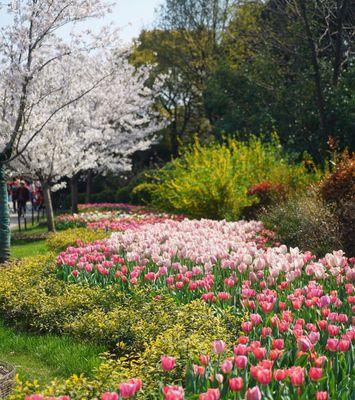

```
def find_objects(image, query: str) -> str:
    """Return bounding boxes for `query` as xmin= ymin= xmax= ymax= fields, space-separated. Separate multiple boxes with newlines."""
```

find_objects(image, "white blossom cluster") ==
xmin=0 ymin=0 xmax=165 ymax=188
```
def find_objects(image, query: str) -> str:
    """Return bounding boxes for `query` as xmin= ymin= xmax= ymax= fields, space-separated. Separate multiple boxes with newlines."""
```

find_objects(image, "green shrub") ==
xmin=46 ymin=228 xmax=109 ymax=253
xmin=260 ymin=190 xmax=343 ymax=256
xmin=134 ymin=135 xmax=318 ymax=219
xmin=3 ymin=257 xmax=235 ymax=399
xmin=10 ymin=301 xmax=231 ymax=400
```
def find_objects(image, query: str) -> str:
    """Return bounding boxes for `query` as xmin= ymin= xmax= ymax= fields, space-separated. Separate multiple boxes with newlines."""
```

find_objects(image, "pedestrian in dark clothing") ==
xmin=17 ymin=181 xmax=30 ymax=216
xmin=10 ymin=182 xmax=18 ymax=213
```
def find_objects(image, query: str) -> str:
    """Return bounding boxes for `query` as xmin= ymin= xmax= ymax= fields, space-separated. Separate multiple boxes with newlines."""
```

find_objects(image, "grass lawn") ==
xmin=11 ymin=221 xmax=49 ymax=259
xmin=0 ymin=320 xmax=105 ymax=384
xmin=11 ymin=220 xmax=48 ymax=236
xmin=10 ymin=239 xmax=48 ymax=259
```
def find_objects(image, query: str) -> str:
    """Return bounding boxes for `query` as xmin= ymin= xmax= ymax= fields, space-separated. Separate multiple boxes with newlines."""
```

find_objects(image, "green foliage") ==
xmin=134 ymin=136 xmax=318 ymax=219
xmin=46 ymin=228 xmax=109 ymax=253
xmin=11 ymin=240 xmax=48 ymax=259
xmin=260 ymin=190 xmax=343 ymax=257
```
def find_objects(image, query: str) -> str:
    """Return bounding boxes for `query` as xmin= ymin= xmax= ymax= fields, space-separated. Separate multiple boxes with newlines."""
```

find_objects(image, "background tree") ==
xmin=131 ymin=0 xmax=236 ymax=155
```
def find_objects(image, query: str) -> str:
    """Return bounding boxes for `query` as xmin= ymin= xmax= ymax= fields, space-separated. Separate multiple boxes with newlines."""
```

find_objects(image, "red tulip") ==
xmin=234 ymin=344 xmax=248 ymax=355
xmin=338 ymin=339 xmax=350 ymax=352
xmin=119 ymin=383 xmax=137 ymax=398
xmin=261 ymin=327 xmax=272 ymax=337
xmin=326 ymin=338 xmax=339 ymax=351
xmin=297 ymin=336 xmax=312 ymax=352
xmin=199 ymin=388 xmax=220 ymax=400
xmin=252 ymin=347 xmax=266 ymax=360
xmin=309 ymin=367 xmax=323 ymax=381
xmin=272 ymin=338 xmax=284 ymax=350
xmin=289 ymin=366 xmax=305 ymax=387
xmin=256 ymin=368 xmax=272 ymax=385
xmin=199 ymin=355 xmax=210 ymax=365
xmin=316 ymin=391 xmax=328 ymax=400
xmin=229 ymin=377 xmax=243 ymax=392
xmin=241 ymin=321 xmax=253 ymax=333
xmin=328 ymin=324 xmax=340 ymax=337
xmin=274 ymin=369 xmax=287 ymax=381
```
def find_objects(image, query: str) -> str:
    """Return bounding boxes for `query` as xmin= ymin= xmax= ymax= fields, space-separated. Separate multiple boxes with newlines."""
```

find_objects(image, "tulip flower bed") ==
xmin=56 ymin=209 xmax=183 ymax=231
xmin=51 ymin=218 xmax=355 ymax=399
xmin=78 ymin=203 xmax=144 ymax=212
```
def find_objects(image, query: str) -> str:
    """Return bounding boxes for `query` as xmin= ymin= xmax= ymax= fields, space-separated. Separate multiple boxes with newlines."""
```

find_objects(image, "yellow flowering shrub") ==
xmin=46 ymin=228 xmax=109 ymax=253
xmin=134 ymin=135 xmax=319 ymax=219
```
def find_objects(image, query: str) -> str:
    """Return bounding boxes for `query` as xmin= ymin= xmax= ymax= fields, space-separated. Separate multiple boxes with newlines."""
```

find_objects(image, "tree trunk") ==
xmin=298 ymin=0 xmax=328 ymax=144
xmin=71 ymin=174 xmax=79 ymax=214
xmin=41 ymin=180 xmax=56 ymax=232
xmin=85 ymin=170 xmax=93 ymax=204
xmin=0 ymin=163 xmax=10 ymax=263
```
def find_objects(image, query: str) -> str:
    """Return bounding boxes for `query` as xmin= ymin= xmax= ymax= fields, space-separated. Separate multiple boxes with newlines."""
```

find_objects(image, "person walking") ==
xmin=10 ymin=181 xmax=18 ymax=213
xmin=17 ymin=181 xmax=30 ymax=217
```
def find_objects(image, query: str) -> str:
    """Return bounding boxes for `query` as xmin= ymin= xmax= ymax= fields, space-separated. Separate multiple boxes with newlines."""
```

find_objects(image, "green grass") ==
xmin=11 ymin=220 xmax=48 ymax=235
xmin=11 ymin=240 xmax=49 ymax=259
xmin=0 ymin=320 xmax=105 ymax=384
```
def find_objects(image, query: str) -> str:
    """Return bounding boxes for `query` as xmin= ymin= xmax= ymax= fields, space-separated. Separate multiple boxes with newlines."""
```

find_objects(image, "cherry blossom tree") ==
xmin=0 ymin=0 xmax=116 ymax=263
xmin=11 ymin=49 xmax=165 ymax=229
xmin=74 ymin=55 xmax=166 ymax=209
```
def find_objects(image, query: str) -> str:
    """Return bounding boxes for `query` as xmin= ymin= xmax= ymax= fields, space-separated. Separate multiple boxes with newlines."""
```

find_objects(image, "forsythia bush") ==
xmin=46 ymin=228 xmax=109 ymax=253
xmin=134 ymin=136 xmax=317 ymax=219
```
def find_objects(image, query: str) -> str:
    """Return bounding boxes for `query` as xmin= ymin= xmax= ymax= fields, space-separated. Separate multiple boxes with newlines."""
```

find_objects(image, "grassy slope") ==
xmin=4 ymin=223 xmax=105 ymax=385
xmin=0 ymin=321 xmax=105 ymax=384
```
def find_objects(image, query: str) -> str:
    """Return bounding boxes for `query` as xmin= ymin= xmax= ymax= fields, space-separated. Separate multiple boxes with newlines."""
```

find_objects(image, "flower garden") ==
xmin=1 ymin=203 xmax=353 ymax=400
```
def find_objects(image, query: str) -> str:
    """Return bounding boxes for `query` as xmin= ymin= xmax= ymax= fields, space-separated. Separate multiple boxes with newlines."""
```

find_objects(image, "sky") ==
xmin=0 ymin=0 xmax=163 ymax=43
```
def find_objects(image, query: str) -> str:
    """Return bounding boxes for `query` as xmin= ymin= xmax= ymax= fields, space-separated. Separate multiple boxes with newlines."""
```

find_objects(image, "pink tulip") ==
xmin=289 ymin=367 xmax=305 ymax=387
xmin=161 ymin=356 xmax=176 ymax=371
xmin=101 ymin=393 xmax=118 ymax=400
xmin=221 ymin=359 xmax=233 ymax=373
xmin=235 ymin=355 xmax=248 ymax=369
xmin=213 ymin=340 xmax=226 ymax=354
xmin=245 ymin=386 xmax=262 ymax=400
xmin=297 ymin=336 xmax=312 ymax=352
xmin=119 ymin=383 xmax=137 ymax=398
xmin=163 ymin=385 xmax=184 ymax=400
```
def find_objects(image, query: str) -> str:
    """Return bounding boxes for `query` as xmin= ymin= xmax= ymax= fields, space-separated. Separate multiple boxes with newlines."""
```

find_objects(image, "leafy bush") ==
xmin=10 ymin=301 xmax=231 ymax=400
xmin=260 ymin=190 xmax=343 ymax=256
xmin=319 ymin=151 xmax=354 ymax=255
xmin=46 ymin=228 xmax=109 ymax=253
xmin=320 ymin=151 xmax=354 ymax=203
xmin=0 ymin=257 xmax=233 ymax=351
xmin=134 ymin=135 xmax=318 ymax=219
xmin=243 ymin=180 xmax=287 ymax=219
